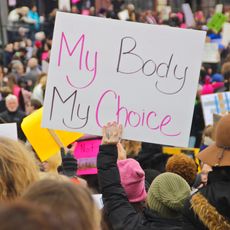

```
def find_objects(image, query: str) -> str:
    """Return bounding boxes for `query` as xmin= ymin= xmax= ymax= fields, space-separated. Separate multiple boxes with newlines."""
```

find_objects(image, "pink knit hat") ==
xmin=117 ymin=159 xmax=147 ymax=203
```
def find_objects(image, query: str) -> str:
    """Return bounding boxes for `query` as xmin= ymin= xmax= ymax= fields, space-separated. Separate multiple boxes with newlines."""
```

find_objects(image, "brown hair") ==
xmin=0 ymin=137 xmax=39 ymax=201
xmin=0 ymin=201 xmax=63 ymax=230
xmin=165 ymin=153 xmax=197 ymax=186
xmin=22 ymin=179 xmax=101 ymax=230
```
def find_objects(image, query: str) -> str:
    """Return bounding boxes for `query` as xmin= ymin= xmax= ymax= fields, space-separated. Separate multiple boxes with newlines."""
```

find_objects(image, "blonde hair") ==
xmin=0 ymin=137 xmax=39 ymax=201
xmin=122 ymin=140 xmax=141 ymax=157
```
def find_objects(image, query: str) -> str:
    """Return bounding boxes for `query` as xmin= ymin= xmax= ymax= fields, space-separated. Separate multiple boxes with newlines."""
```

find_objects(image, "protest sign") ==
xmin=74 ymin=138 xmax=101 ymax=175
xmin=22 ymin=108 xmax=83 ymax=161
xmin=222 ymin=23 xmax=230 ymax=47
xmin=42 ymin=12 xmax=206 ymax=147
xmin=215 ymin=4 xmax=223 ymax=13
xmin=58 ymin=0 xmax=71 ymax=11
xmin=202 ymin=43 xmax=220 ymax=63
xmin=0 ymin=123 xmax=17 ymax=140
xmin=118 ymin=10 xmax=129 ymax=21
xmin=161 ymin=6 xmax=171 ymax=21
xmin=207 ymin=13 xmax=227 ymax=33
xmin=157 ymin=0 xmax=167 ymax=12
xmin=163 ymin=146 xmax=201 ymax=171
xmin=182 ymin=3 xmax=195 ymax=28
xmin=201 ymin=92 xmax=230 ymax=126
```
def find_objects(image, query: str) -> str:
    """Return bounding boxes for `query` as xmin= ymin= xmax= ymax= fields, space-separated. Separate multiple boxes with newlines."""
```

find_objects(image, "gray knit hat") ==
xmin=147 ymin=172 xmax=190 ymax=218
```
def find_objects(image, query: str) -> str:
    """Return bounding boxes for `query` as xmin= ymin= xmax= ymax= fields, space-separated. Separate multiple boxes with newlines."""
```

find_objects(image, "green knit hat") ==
xmin=147 ymin=172 xmax=190 ymax=218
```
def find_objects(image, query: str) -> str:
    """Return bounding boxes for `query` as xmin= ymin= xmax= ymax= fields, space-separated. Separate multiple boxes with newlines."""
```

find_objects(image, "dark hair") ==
xmin=30 ymin=99 xmax=42 ymax=110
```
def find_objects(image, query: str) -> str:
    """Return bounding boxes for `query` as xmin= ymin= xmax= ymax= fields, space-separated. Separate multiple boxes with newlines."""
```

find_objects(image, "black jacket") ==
xmin=183 ymin=167 xmax=230 ymax=230
xmin=97 ymin=144 xmax=183 ymax=230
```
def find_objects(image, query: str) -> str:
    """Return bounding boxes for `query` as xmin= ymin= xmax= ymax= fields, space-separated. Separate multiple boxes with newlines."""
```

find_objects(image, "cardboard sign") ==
xmin=201 ymin=92 xmax=230 ymax=126
xmin=42 ymin=12 xmax=206 ymax=147
xmin=163 ymin=146 xmax=201 ymax=171
xmin=207 ymin=13 xmax=227 ymax=33
xmin=202 ymin=43 xmax=220 ymax=63
xmin=74 ymin=138 xmax=101 ymax=175
xmin=0 ymin=123 xmax=18 ymax=140
xmin=22 ymin=108 xmax=83 ymax=161
xmin=182 ymin=3 xmax=195 ymax=28
xmin=222 ymin=23 xmax=230 ymax=47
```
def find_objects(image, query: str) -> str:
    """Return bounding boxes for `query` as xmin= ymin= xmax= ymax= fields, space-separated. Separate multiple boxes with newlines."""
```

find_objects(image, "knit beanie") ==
xmin=117 ymin=159 xmax=147 ymax=203
xmin=147 ymin=172 xmax=190 ymax=218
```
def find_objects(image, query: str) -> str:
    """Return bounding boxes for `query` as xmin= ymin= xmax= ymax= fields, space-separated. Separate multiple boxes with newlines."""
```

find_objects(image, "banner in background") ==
xmin=0 ymin=123 xmax=17 ymax=140
xmin=207 ymin=13 xmax=227 ymax=33
xmin=201 ymin=92 xmax=230 ymax=126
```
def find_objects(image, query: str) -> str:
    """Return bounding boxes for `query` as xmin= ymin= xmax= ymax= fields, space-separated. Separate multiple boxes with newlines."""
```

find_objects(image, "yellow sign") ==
xmin=21 ymin=108 xmax=83 ymax=162
xmin=163 ymin=147 xmax=201 ymax=172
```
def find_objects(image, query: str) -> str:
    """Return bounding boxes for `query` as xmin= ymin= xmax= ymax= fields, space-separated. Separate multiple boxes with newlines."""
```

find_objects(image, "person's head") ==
xmin=41 ymin=152 xmax=62 ymax=173
xmin=147 ymin=172 xmax=190 ymax=218
xmin=0 ymin=65 xmax=4 ymax=81
xmin=165 ymin=153 xmax=197 ymax=186
xmin=18 ymin=6 xmax=29 ymax=16
xmin=36 ymin=73 xmax=47 ymax=86
xmin=0 ymin=87 xmax=12 ymax=99
xmin=71 ymin=5 xmax=79 ymax=14
xmin=122 ymin=140 xmax=141 ymax=157
xmin=0 ymin=201 xmax=63 ymax=230
xmin=117 ymin=158 xmax=147 ymax=203
xmin=12 ymin=61 xmax=24 ymax=75
xmin=0 ymin=137 xmax=39 ymax=201
xmin=27 ymin=58 xmax=38 ymax=69
xmin=31 ymin=5 xmax=37 ymax=12
xmin=27 ymin=99 xmax=42 ymax=114
xmin=5 ymin=94 xmax=18 ymax=112
xmin=4 ymin=43 xmax=13 ymax=52
xmin=22 ymin=179 xmax=101 ymax=230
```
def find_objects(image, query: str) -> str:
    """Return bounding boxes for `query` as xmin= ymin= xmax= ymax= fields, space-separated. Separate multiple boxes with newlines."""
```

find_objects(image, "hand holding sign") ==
xmin=102 ymin=122 xmax=122 ymax=145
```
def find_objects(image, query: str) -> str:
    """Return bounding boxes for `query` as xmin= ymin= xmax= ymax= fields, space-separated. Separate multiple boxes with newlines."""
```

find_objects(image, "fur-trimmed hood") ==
xmin=191 ymin=193 xmax=230 ymax=230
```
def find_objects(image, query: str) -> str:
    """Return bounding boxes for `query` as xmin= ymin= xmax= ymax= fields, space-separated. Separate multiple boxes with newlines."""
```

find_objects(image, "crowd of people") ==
xmin=0 ymin=1 xmax=230 ymax=230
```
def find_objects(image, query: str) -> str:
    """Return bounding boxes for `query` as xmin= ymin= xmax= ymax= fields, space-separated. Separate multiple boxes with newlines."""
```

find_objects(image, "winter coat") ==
xmin=97 ymin=144 xmax=183 ymax=230
xmin=183 ymin=167 xmax=230 ymax=230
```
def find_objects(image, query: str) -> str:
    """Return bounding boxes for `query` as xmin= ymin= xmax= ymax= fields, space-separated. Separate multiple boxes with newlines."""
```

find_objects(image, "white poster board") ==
xmin=215 ymin=4 xmax=223 ymax=13
xmin=203 ymin=43 xmax=220 ymax=63
xmin=58 ymin=0 xmax=71 ymax=11
xmin=0 ymin=123 xmax=18 ymax=140
xmin=182 ymin=3 xmax=195 ymax=28
xmin=42 ymin=12 xmax=206 ymax=147
xmin=201 ymin=92 xmax=230 ymax=126
xmin=118 ymin=10 xmax=129 ymax=21
xmin=222 ymin=23 xmax=230 ymax=47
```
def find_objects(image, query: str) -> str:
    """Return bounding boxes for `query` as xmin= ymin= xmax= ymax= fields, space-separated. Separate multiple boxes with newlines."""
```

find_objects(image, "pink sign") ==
xmin=72 ymin=0 xmax=80 ymax=3
xmin=74 ymin=139 xmax=101 ymax=175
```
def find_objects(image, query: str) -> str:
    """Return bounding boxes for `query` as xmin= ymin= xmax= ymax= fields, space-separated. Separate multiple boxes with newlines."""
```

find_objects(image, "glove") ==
xmin=58 ymin=147 xmax=78 ymax=177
